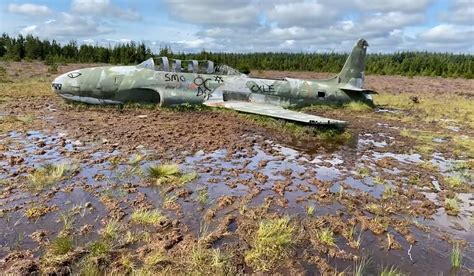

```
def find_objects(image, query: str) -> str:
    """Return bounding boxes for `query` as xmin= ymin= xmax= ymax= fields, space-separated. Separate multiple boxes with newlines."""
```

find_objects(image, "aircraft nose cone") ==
xmin=51 ymin=74 xmax=65 ymax=94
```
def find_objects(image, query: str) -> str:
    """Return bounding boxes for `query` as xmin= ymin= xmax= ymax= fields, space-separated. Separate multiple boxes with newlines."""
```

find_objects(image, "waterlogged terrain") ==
xmin=0 ymin=62 xmax=473 ymax=275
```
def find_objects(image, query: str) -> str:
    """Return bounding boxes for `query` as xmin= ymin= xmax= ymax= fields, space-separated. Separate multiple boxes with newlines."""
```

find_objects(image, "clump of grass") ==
xmin=451 ymin=243 xmax=462 ymax=269
xmin=197 ymin=188 xmax=209 ymax=205
xmin=144 ymin=250 xmax=166 ymax=268
xmin=27 ymin=163 xmax=78 ymax=191
xmin=315 ymin=228 xmax=336 ymax=246
xmin=244 ymin=217 xmax=295 ymax=271
xmin=147 ymin=163 xmax=197 ymax=186
xmin=306 ymin=205 xmax=315 ymax=216
xmin=407 ymin=174 xmax=420 ymax=186
xmin=344 ymin=101 xmax=373 ymax=112
xmin=130 ymin=209 xmax=166 ymax=225
xmin=353 ymin=256 xmax=371 ymax=276
xmin=380 ymin=265 xmax=402 ymax=276
xmin=357 ymin=167 xmax=370 ymax=178
xmin=190 ymin=244 xmax=229 ymax=273
xmin=317 ymin=129 xmax=353 ymax=144
xmin=127 ymin=154 xmax=143 ymax=166
xmin=24 ymin=205 xmax=50 ymax=219
xmin=444 ymin=197 xmax=460 ymax=216
xmin=89 ymin=240 xmax=111 ymax=257
xmin=373 ymin=176 xmax=385 ymax=185
xmin=101 ymin=219 xmax=120 ymax=240
xmin=444 ymin=176 xmax=463 ymax=189
xmin=382 ymin=185 xmax=395 ymax=200
xmin=49 ymin=234 xmax=74 ymax=255
xmin=366 ymin=203 xmax=383 ymax=215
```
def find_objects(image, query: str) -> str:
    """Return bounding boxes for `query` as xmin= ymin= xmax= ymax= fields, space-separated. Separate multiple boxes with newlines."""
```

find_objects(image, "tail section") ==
xmin=338 ymin=39 xmax=369 ymax=88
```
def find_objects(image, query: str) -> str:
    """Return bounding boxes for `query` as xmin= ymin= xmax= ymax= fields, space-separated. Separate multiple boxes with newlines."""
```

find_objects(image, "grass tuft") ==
xmin=101 ymin=219 xmax=120 ymax=240
xmin=24 ymin=205 xmax=50 ymax=219
xmin=380 ymin=265 xmax=403 ymax=276
xmin=197 ymin=188 xmax=209 ymax=205
xmin=144 ymin=250 xmax=166 ymax=268
xmin=444 ymin=197 xmax=460 ymax=216
xmin=131 ymin=209 xmax=166 ymax=225
xmin=343 ymin=101 xmax=373 ymax=112
xmin=244 ymin=217 xmax=295 ymax=271
xmin=451 ymin=243 xmax=462 ymax=269
xmin=353 ymin=256 xmax=371 ymax=276
xmin=147 ymin=163 xmax=197 ymax=186
xmin=357 ymin=167 xmax=370 ymax=178
xmin=306 ymin=205 xmax=315 ymax=216
xmin=315 ymin=228 xmax=336 ymax=246
xmin=444 ymin=176 xmax=463 ymax=189
xmin=49 ymin=234 xmax=74 ymax=255
xmin=27 ymin=163 xmax=78 ymax=191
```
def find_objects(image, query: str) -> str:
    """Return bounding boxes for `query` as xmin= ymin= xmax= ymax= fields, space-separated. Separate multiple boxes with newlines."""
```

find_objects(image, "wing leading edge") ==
xmin=206 ymin=101 xmax=347 ymax=126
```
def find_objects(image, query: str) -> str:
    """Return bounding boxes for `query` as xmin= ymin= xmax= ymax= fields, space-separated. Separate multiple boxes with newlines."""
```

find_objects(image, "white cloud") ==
xmin=71 ymin=0 xmax=141 ymax=21
xmin=164 ymin=0 xmax=259 ymax=26
xmin=440 ymin=0 xmax=474 ymax=24
xmin=267 ymin=1 xmax=339 ymax=27
xmin=20 ymin=25 xmax=38 ymax=35
xmin=21 ymin=12 xmax=113 ymax=38
xmin=420 ymin=24 xmax=474 ymax=43
xmin=354 ymin=0 xmax=434 ymax=12
xmin=7 ymin=3 xmax=52 ymax=16
xmin=360 ymin=12 xmax=425 ymax=35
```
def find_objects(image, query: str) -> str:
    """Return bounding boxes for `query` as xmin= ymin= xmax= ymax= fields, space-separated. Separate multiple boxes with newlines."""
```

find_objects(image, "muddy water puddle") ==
xmin=0 ymin=129 xmax=473 ymax=273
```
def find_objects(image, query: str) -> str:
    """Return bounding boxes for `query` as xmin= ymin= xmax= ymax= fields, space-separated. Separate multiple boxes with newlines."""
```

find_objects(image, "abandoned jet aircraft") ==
xmin=52 ymin=39 xmax=376 ymax=125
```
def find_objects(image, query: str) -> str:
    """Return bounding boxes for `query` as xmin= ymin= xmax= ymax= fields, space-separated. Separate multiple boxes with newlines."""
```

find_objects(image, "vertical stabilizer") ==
xmin=338 ymin=39 xmax=369 ymax=88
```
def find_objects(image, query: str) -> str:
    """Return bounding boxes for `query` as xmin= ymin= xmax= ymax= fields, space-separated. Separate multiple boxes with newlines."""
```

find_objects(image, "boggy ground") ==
xmin=0 ymin=61 xmax=473 ymax=275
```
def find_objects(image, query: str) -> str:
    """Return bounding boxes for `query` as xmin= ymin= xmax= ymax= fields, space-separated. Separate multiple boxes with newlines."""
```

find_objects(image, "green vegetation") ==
xmin=344 ymin=101 xmax=374 ymax=112
xmin=49 ymin=234 xmax=74 ymax=255
xmin=444 ymin=198 xmax=460 ymax=216
xmin=357 ymin=167 xmax=370 ymax=178
xmin=130 ymin=209 xmax=166 ymax=225
xmin=24 ymin=205 xmax=50 ymax=219
xmin=146 ymin=163 xmax=197 ymax=186
xmin=306 ymin=205 xmax=315 ymax=216
xmin=101 ymin=219 xmax=120 ymax=240
xmin=353 ymin=257 xmax=371 ymax=276
xmin=382 ymin=185 xmax=395 ymax=200
xmin=197 ymin=188 xmax=209 ymax=205
xmin=245 ymin=217 xmax=295 ymax=271
xmin=380 ymin=265 xmax=403 ymax=276
xmin=451 ymin=243 xmax=462 ymax=269
xmin=444 ymin=176 xmax=463 ymax=189
xmin=27 ymin=163 xmax=78 ymax=191
xmin=315 ymin=228 xmax=336 ymax=246
xmin=144 ymin=250 xmax=166 ymax=268
xmin=2 ymin=34 xmax=472 ymax=78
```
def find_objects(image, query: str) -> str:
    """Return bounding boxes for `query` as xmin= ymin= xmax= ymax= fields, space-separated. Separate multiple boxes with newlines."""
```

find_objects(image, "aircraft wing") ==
xmin=206 ymin=101 xmax=347 ymax=126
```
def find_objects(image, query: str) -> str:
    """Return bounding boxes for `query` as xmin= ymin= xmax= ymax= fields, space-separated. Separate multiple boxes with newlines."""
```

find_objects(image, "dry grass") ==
xmin=130 ymin=209 xmax=166 ymax=225
xmin=27 ymin=163 xmax=78 ymax=191
xmin=146 ymin=163 xmax=197 ymax=186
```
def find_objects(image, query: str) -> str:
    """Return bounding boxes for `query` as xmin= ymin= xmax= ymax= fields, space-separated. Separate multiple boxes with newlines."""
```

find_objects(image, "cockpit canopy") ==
xmin=137 ymin=57 xmax=241 ymax=76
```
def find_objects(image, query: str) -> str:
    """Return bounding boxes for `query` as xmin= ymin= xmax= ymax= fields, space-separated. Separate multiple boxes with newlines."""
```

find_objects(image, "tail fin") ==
xmin=337 ymin=39 xmax=369 ymax=88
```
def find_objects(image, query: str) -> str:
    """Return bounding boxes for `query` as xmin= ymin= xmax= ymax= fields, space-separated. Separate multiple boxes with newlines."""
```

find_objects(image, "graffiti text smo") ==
xmin=165 ymin=73 xmax=186 ymax=82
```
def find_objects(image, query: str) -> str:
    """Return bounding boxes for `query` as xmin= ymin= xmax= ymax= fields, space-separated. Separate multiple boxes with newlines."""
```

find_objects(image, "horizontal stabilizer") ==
xmin=206 ymin=101 xmax=347 ymax=126
xmin=340 ymin=84 xmax=377 ymax=94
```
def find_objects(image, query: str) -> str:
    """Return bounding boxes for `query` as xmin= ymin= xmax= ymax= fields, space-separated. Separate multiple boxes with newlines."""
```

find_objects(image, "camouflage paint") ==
xmin=52 ymin=39 xmax=375 ymax=125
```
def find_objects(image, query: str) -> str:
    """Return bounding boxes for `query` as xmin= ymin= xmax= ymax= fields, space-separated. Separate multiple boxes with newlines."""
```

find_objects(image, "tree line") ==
xmin=1 ymin=34 xmax=472 ymax=78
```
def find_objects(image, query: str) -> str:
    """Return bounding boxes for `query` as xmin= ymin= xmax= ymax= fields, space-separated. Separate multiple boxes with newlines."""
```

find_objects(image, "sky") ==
xmin=0 ymin=0 xmax=473 ymax=53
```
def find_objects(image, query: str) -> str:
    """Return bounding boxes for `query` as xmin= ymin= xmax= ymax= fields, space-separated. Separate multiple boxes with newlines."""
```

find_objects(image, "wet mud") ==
xmin=0 ymin=62 xmax=472 ymax=274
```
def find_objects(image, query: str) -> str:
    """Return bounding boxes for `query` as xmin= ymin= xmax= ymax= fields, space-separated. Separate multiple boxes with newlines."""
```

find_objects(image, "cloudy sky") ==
xmin=1 ymin=0 xmax=473 ymax=53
